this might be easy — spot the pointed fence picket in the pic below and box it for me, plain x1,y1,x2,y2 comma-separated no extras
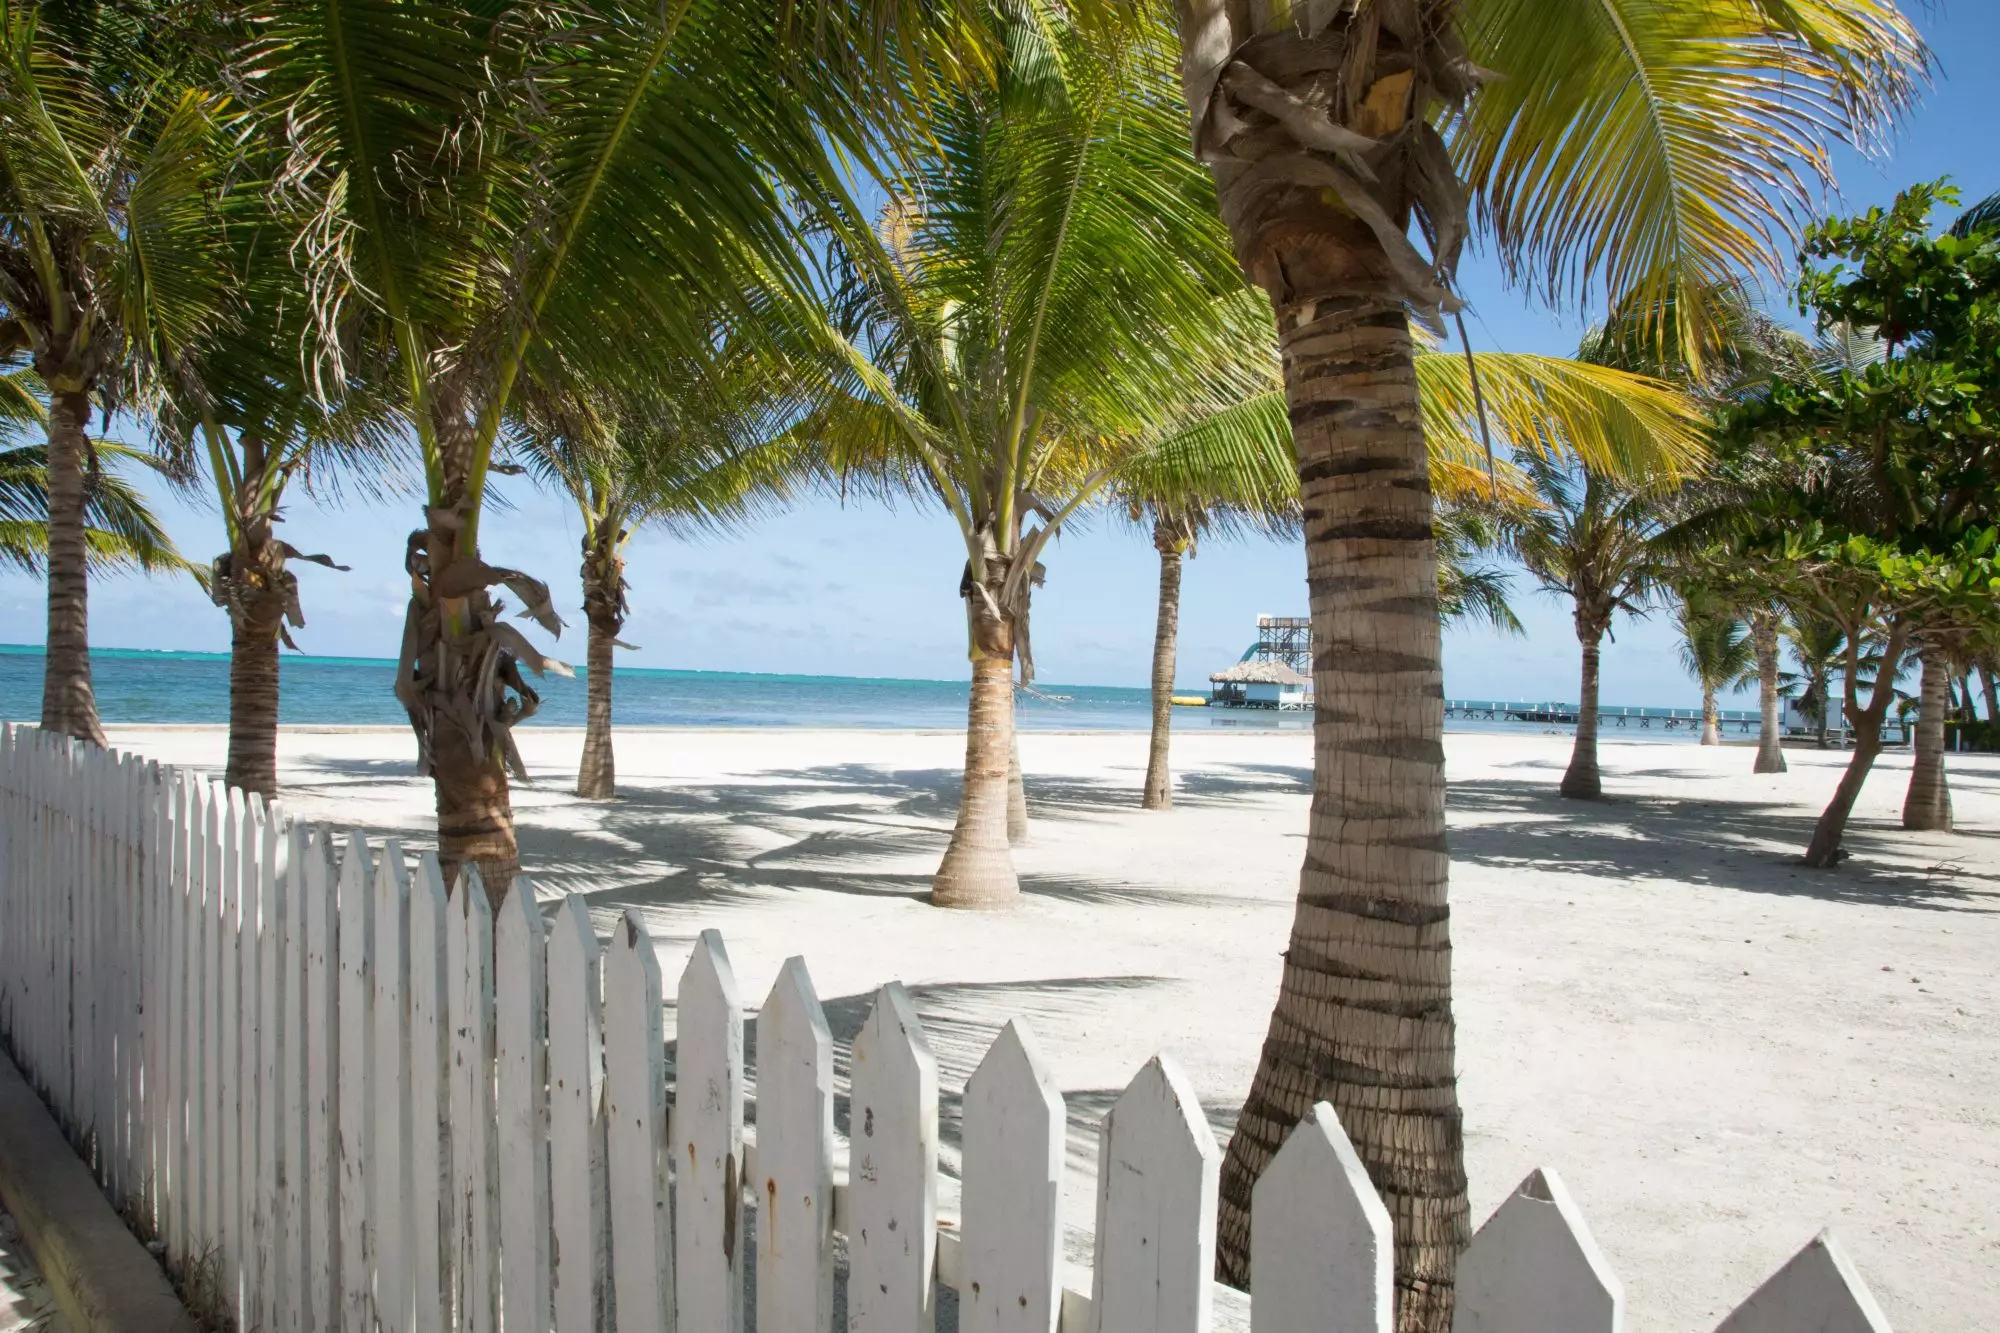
0,726,1915,1333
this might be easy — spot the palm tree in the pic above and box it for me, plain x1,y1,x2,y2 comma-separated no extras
798,6,1274,906
239,0,980,900
1784,610,1847,749
1902,645,1953,831
0,6,230,743
512,381,796,801
1673,593,1755,745
1510,453,1665,797
1170,0,1926,1302
1745,607,1790,773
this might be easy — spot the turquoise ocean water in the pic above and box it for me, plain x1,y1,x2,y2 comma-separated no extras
0,644,1306,732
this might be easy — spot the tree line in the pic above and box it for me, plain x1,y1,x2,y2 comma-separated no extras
2,0,1966,1326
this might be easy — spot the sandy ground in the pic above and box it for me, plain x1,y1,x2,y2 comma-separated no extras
0,1208,62,1332
104,722,2000,1332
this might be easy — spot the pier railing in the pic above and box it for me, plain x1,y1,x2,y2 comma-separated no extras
0,722,1898,1331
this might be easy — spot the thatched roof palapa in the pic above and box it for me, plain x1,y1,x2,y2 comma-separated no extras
1208,660,1310,686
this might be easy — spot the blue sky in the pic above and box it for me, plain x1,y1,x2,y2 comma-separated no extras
4,6,1996,705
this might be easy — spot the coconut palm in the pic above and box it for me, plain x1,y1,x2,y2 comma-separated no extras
1784,609,1847,749
1673,592,1755,745
1902,644,1953,831
0,5,231,743
1510,452,1665,797
0,439,188,577
1746,607,1790,773
1170,0,1926,1299
238,0,982,899
511,377,798,800
798,4,1276,906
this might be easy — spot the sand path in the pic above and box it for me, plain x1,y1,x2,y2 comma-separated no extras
106,723,2000,1331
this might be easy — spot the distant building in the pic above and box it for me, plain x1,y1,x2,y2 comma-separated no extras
1209,659,1311,709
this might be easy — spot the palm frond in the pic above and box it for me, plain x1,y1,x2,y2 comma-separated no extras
1455,0,1927,367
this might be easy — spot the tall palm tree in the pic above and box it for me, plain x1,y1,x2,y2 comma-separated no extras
1673,593,1755,745
240,0,982,899
1784,609,1847,749
512,380,796,800
1168,1,1925,1308
799,4,1274,906
0,4,230,743
1902,645,1953,831
1510,452,1666,797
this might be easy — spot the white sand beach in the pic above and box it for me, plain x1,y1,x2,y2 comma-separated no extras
105,723,2000,1332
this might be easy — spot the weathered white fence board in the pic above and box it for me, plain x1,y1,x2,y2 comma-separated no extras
753,956,834,1333
548,895,606,1333
1090,1054,1219,1333
1454,1168,1620,1333
1714,1233,1894,1333
449,869,498,1333
407,855,452,1333
374,843,413,1333
338,832,376,1330
496,878,552,1333
1251,1102,1390,1333
677,928,745,1333
0,727,1910,1333
848,981,940,1333
605,910,672,1333
961,1019,1064,1333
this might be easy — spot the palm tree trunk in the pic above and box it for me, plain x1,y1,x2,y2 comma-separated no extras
1561,630,1605,799
225,578,288,800
1804,626,1910,868
40,387,105,745
1700,689,1721,746
934,654,1020,907
1143,532,1185,811
577,531,624,800
1981,664,1998,725
1212,298,1467,1329
1902,649,1952,831
1007,733,1029,844
1752,613,1787,773
577,617,617,800
1814,678,1832,750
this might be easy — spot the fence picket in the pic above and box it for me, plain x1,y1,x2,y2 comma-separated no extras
255,799,288,1330
407,856,452,1333
337,833,376,1329
605,910,672,1333
961,1019,1064,1333
497,879,553,1333
218,787,244,1317
847,981,939,1333
753,956,834,1333
1089,1054,1218,1333
302,826,341,1332
449,868,499,1333
1250,1102,1390,1333
176,777,205,1269
548,895,606,1333
374,843,413,1333
281,821,310,1333
1714,1232,1893,1333
677,928,745,1333
203,785,226,1267
1454,1168,1620,1333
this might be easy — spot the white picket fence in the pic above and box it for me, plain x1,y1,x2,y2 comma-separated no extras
0,722,1899,1333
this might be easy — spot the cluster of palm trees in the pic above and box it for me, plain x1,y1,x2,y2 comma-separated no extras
3,0,1942,1324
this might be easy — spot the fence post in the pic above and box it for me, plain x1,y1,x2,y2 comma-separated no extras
497,878,552,1333
407,855,452,1333
1249,1102,1391,1333
677,928,744,1333
605,910,672,1333
1454,1168,1621,1333
961,1019,1064,1333
847,981,938,1333
1714,1232,1893,1333
1089,1054,1218,1333
548,895,606,1333
373,842,413,1333
753,956,834,1333
449,866,499,1333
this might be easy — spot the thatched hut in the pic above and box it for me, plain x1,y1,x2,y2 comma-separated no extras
1208,659,1310,709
